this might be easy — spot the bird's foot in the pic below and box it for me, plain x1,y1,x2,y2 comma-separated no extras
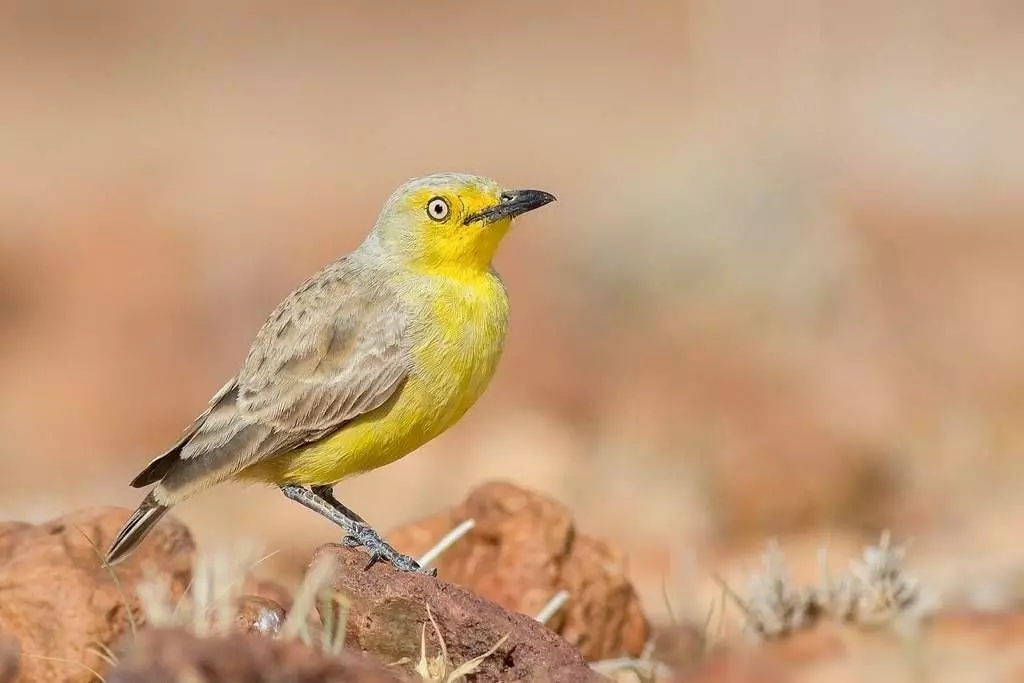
342,523,437,576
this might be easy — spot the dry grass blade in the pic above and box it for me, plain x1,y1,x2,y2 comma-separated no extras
427,602,449,674
534,589,569,625
720,531,937,643
417,519,476,571
22,653,107,683
192,552,213,637
661,573,677,627
446,633,509,681
84,641,119,668
72,523,138,637
701,596,716,638
316,590,350,656
837,531,936,630
281,551,336,641
136,541,265,637
741,539,820,638
413,602,509,683
711,573,750,619
591,631,660,682
590,656,658,682
136,566,176,627
414,603,447,681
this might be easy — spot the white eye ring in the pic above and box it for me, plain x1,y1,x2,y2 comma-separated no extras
427,197,450,222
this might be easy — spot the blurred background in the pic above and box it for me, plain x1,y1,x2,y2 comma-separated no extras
2,0,1024,626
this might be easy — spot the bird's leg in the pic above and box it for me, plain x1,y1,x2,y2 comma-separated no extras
279,484,435,576
310,485,372,552
310,485,369,548
310,485,367,524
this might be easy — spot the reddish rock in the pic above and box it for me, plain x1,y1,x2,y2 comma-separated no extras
108,628,405,683
0,507,193,683
0,523,31,559
244,577,295,612
243,576,325,639
235,596,287,637
0,634,20,683
388,481,649,661
650,622,706,670
313,542,604,683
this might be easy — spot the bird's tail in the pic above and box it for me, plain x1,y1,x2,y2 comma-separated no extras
104,492,170,566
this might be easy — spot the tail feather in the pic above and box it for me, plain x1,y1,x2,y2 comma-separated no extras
130,378,240,489
105,492,170,566
130,452,180,488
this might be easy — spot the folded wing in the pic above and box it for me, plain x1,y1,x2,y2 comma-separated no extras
131,259,410,498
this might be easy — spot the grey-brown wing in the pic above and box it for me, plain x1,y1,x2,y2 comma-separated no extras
146,260,410,496
130,377,239,487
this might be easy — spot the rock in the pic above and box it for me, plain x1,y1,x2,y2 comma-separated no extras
0,507,193,683
650,622,706,670
388,481,649,661
244,577,295,612
108,628,405,683
312,543,604,683
0,523,31,559
243,576,326,640
0,634,20,683
235,596,287,638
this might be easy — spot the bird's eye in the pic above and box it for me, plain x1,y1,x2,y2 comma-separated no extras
427,197,450,222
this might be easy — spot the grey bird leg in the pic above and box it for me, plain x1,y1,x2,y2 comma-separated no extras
310,485,372,549
279,484,435,576
310,485,378,555
310,485,368,524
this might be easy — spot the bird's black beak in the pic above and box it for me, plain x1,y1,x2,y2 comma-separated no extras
464,189,556,225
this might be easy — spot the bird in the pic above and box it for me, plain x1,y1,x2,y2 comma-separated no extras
104,172,555,574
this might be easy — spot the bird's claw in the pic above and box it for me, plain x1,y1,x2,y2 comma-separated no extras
343,523,435,576
362,551,382,571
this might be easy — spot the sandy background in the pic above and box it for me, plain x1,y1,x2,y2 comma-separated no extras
2,0,1024,628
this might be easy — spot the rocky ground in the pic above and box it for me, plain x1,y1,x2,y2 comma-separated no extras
0,482,1022,683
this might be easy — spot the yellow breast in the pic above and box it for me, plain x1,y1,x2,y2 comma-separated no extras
251,270,509,486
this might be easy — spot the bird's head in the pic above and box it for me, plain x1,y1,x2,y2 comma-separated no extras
368,173,555,274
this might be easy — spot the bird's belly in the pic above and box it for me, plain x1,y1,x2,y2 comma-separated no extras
248,279,508,487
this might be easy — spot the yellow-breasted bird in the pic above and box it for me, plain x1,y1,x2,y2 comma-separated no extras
104,173,555,573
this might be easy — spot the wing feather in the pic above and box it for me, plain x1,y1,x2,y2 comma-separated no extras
149,258,410,496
